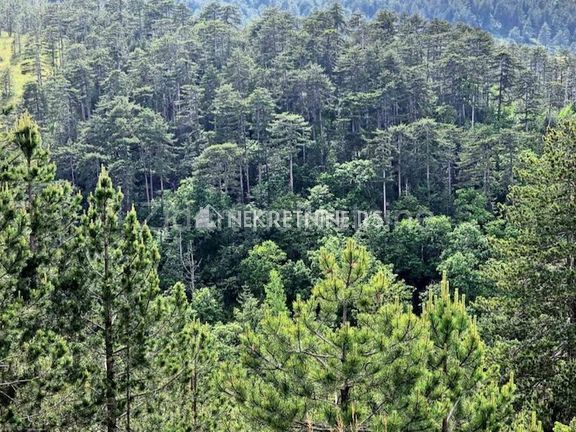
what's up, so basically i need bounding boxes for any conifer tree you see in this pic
[0,132,31,422]
[267,112,312,193]
[486,120,576,426]
[75,167,163,431]
[554,419,576,432]
[365,128,394,218]
[229,240,517,432]
[0,114,80,428]
[145,284,242,431]
[193,142,242,197]
[424,274,515,431]
[228,239,434,431]
[247,87,275,185]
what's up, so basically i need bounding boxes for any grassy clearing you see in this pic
[0,31,44,112]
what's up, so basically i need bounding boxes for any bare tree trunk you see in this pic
[239,164,244,203]
[397,137,402,198]
[144,172,150,207]
[245,164,251,200]
[447,161,452,197]
[149,168,154,199]
[426,131,431,201]
[289,154,294,193]
[471,93,475,128]
[382,168,387,220]
[180,235,200,299]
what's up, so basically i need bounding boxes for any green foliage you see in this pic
[267,112,312,193]
[484,120,576,427]
[509,411,544,432]
[239,240,287,297]
[263,269,288,314]
[319,159,376,209]
[554,419,576,432]
[193,142,242,196]
[74,168,164,429]
[228,239,432,431]
[424,274,515,430]
[147,284,243,431]
[438,221,492,298]
[0,1,575,429]
[454,188,493,225]
[0,114,81,428]
[77,96,175,203]
[384,215,452,292]
[229,240,514,431]
[190,286,226,323]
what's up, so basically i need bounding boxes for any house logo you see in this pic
[194,205,223,230]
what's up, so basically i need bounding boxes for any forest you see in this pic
[187,0,576,48]
[0,0,575,431]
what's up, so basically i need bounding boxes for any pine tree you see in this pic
[145,284,240,431]
[554,418,576,431]
[228,239,434,431]
[510,411,544,431]
[0,114,80,428]
[0,132,30,423]
[239,241,287,299]
[78,96,175,206]
[386,125,414,198]
[493,49,515,123]
[74,167,163,431]
[486,120,576,427]
[228,239,516,431]
[213,83,246,144]
[365,128,394,218]
[263,269,288,314]
[193,142,242,198]
[267,112,312,194]
[247,87,275,186]
[424,274,515,431]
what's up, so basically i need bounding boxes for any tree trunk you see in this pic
[104,240,117,432]
[289,154,294,193]
[397,137,402,198]
[426,133,431,201]
[245,164,251,200]
[125,333,131,432]
[144,172,150,207]
[447,161,452,197]
[471,93,475,128]
[382,168,387,220]
[239,164,244,203]
[149,168,154,199]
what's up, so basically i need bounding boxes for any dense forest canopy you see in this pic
[0,0,575,431]
[186,0,576,48]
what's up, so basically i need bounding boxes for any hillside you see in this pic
[0,31,52,114]
[0,0,575,430]
[0,33,32,112]
[187,0,576,48]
